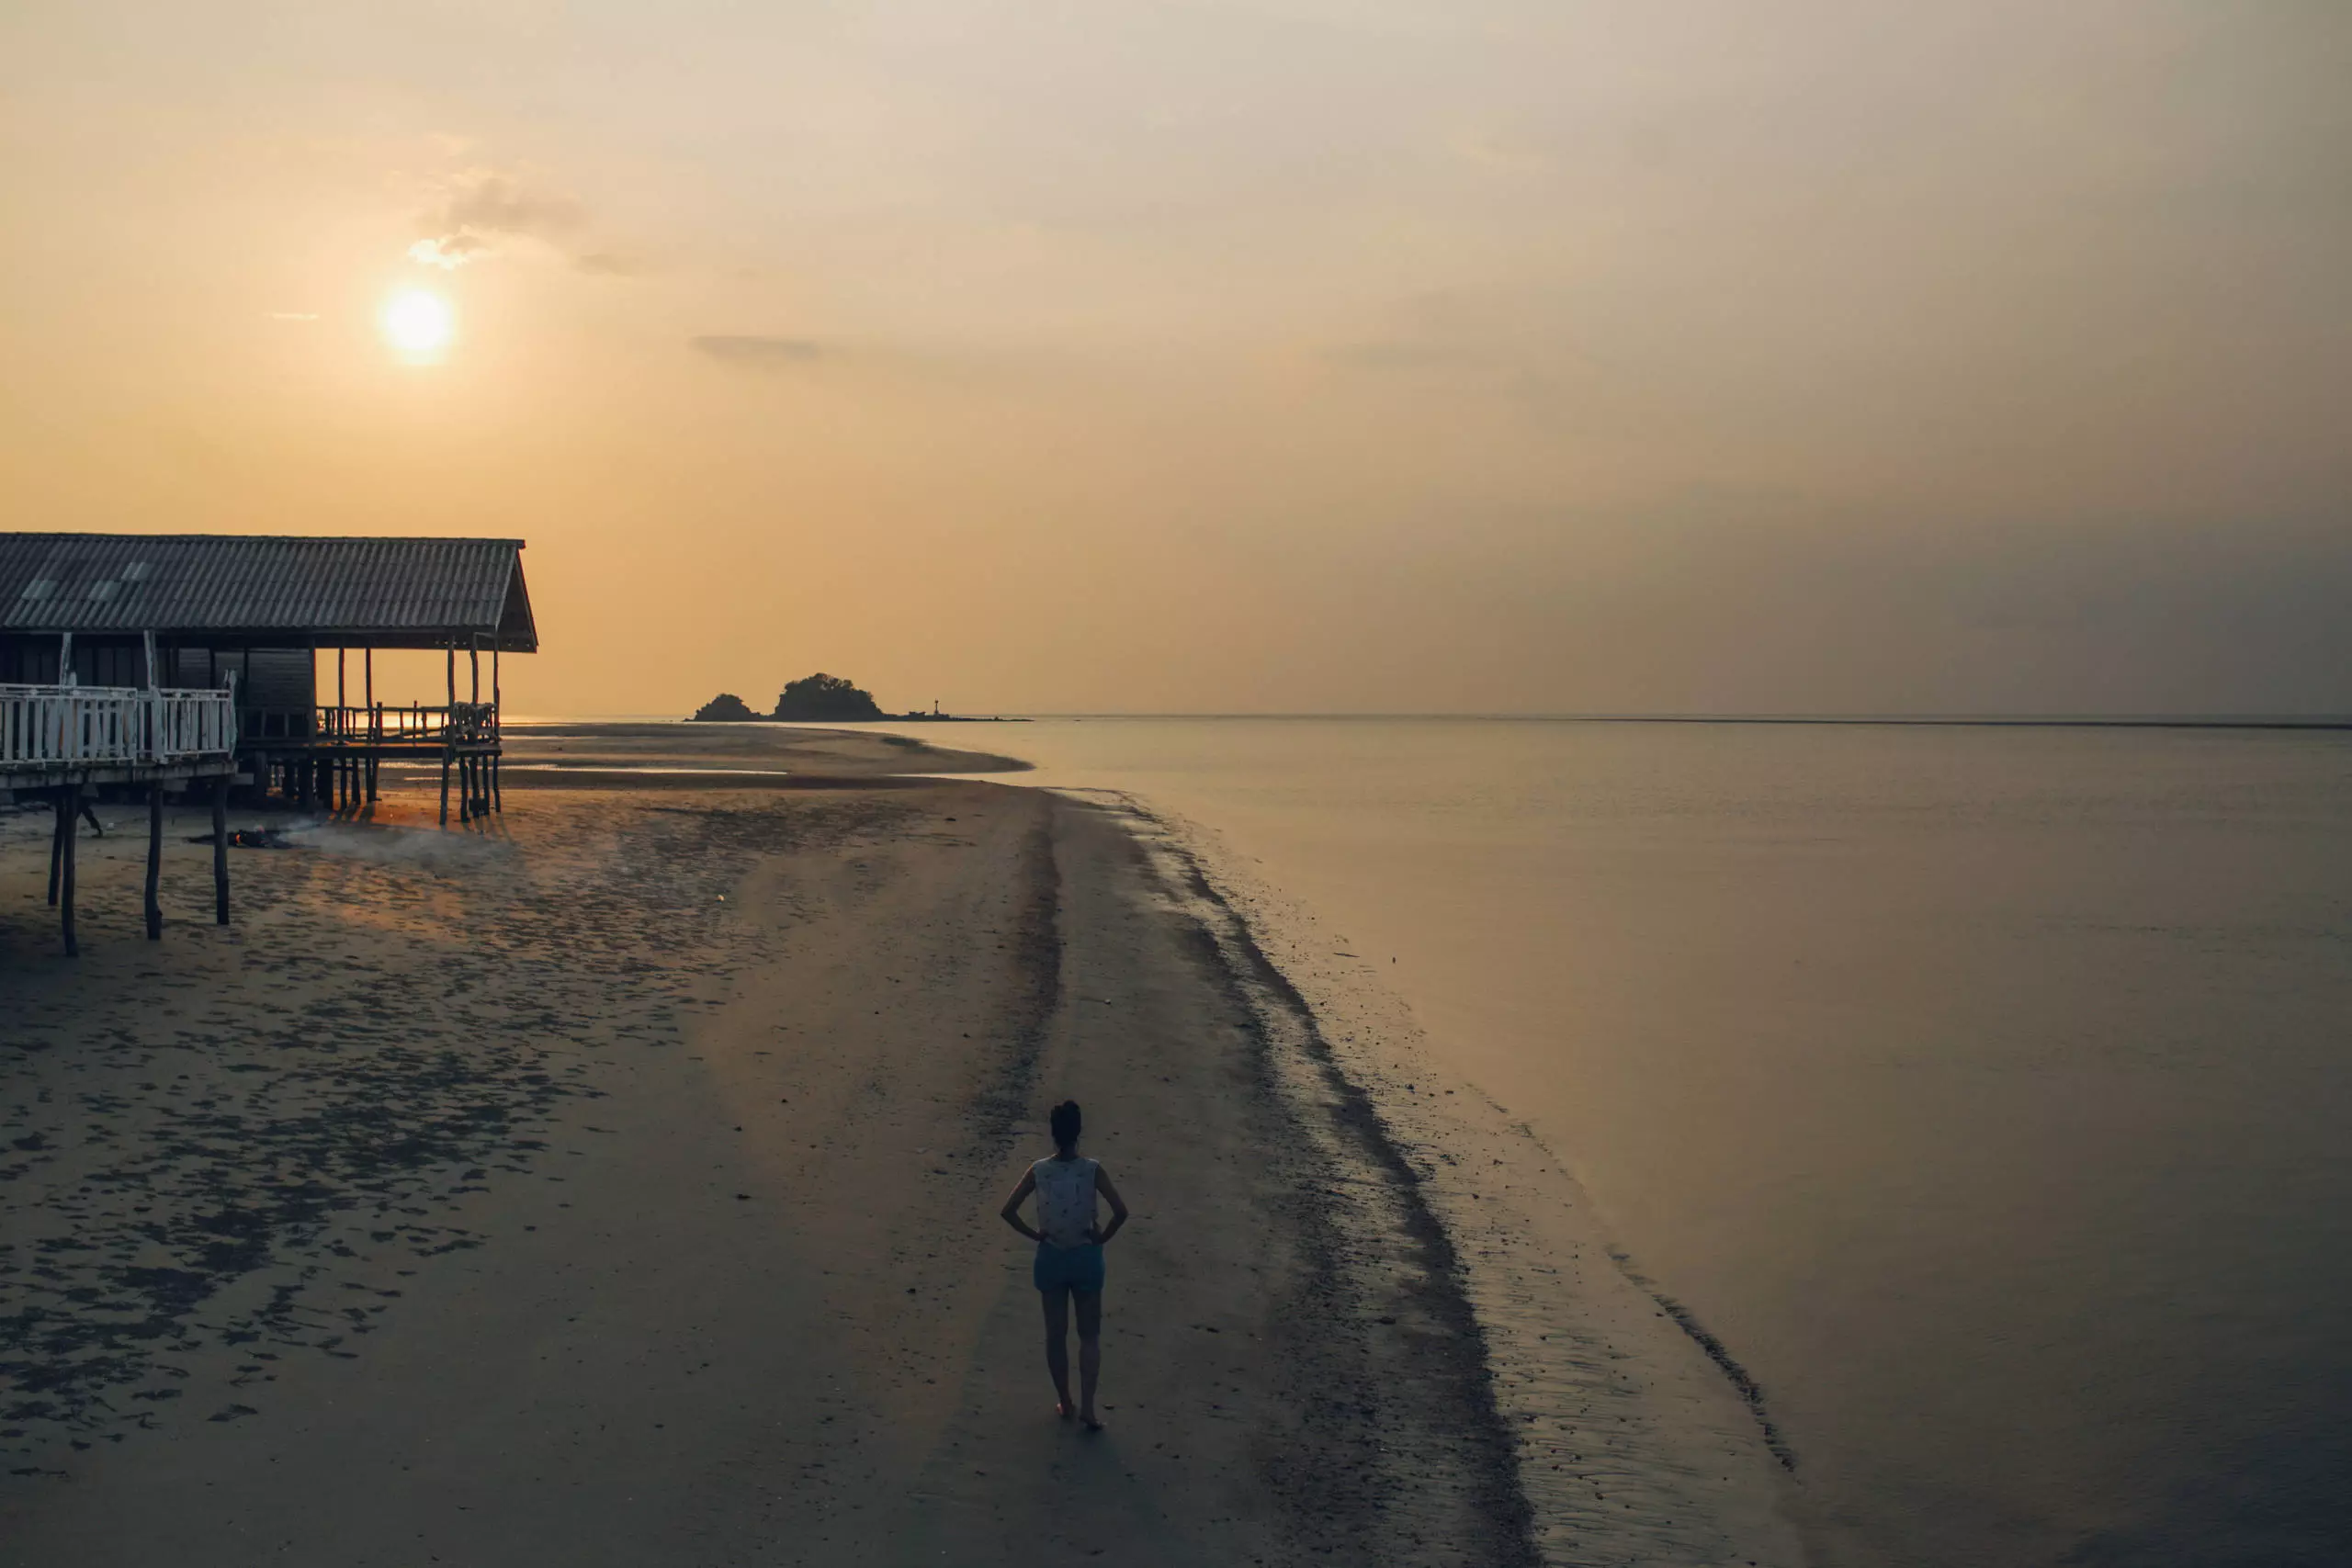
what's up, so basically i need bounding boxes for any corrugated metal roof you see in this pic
[0,535,537,650]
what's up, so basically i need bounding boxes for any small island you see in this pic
[690,693,762,722]
[691,671,1023,724]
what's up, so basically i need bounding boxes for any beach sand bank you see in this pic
[2,727,1798,1565]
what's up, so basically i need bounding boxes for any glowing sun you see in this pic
[381,288,454,358]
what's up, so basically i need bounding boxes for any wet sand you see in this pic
[1,726,1798,1564]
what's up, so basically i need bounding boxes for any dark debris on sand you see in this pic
[0,794,912,1458]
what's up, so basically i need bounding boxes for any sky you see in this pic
[2,1,2346,716]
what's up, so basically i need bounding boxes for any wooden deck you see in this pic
[241,701,503,822]
[3,682,238,956]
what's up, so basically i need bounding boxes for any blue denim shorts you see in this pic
[1033,1241,1105,1294]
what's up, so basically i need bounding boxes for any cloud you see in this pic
[266,311,320,321]
[573,251,647,277]
[1320,290,1498,373]
[691,334,829,368]
[1320,339,1482,371]
[408,168,588,270]
[407,234,490,270]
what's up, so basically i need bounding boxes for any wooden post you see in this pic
[60,783,80,956]
[212,775,231,924]
[442,639,457,825]
[491,644,503,812]
[144,784,164,940]
[48,788,66,906]
[365,646,379,803]
[469,637,481,705]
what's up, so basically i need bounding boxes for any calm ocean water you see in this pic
[987,717,2352,1567]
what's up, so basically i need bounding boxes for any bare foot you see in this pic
[1080,1411,1102,1432]
[1056,1398,1076,1421]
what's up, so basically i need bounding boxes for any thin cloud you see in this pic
[691,334,829,369]
[409,167,588,270]
[1321,339,1482,371]
[573,251,647,277]
[266,311,321,321]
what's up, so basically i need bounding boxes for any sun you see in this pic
[381,288,455,358]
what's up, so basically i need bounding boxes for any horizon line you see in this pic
[514,710,2352,731]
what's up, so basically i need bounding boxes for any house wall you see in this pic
[234,649,315,715]
[0,637,61,684]
[0,636,146,685]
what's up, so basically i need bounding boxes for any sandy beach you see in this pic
[2,723,1798,1566]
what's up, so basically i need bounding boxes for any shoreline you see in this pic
[2,728,1798,1565]
[1087,792,1810,1565]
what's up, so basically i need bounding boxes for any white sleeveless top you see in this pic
[1032,1156,1099,1248]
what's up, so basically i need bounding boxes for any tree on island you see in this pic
[773,672,884,721]
[690,693,760,722]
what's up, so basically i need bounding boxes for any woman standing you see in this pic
[1000,1100,1129,1429]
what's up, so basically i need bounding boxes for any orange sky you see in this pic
[4,2,2347,716]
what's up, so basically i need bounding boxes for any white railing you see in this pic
[1,684,239,771]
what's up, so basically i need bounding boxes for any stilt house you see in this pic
[2,534,536,822]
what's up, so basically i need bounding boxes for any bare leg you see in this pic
[1040,1285,1074,1417]
[1075,1289,1102,1428]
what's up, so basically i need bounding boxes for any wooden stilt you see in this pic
[211,775,231,925]
[439,749,452,826]
[365,647,379,803]
[145,784,164,940]
[48,788,66,906]
[60,783,80,956]
[491,754,502,813]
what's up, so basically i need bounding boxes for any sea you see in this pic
[980,716,2352,1568]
